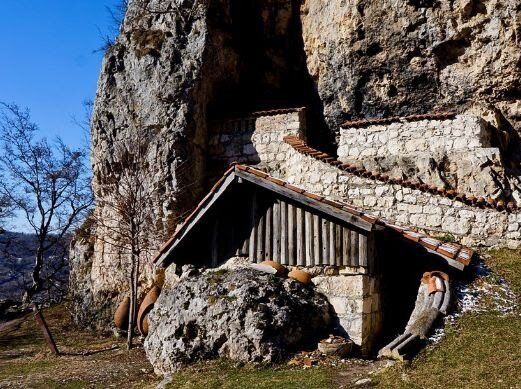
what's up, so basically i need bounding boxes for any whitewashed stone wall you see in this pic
[337,115,511,199]
[314,274,382,356]
[208,110,306,175]
[279,143,521,248]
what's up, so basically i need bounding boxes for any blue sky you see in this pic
[0,0,120,150]
[0,1,120,231]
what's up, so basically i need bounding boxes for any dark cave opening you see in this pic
[205,0,330,150]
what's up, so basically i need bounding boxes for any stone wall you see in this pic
[313,274,382,356]
[208,109,306,178]
[337,115,511,200]
[279,142,521,249]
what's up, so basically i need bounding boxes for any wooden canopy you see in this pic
[153,165,473,271]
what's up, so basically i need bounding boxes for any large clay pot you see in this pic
[261,260,287,276]
[288,269,312,285]
[114,297,130,330]
[137,286,161,336]
[142,316,149,335]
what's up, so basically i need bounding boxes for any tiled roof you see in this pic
[153,163,474,269]
[249,107,306,117]
[214,107,306,123]
[283,135,517,213]
[339,112,457,129]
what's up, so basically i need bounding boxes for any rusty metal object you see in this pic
[32,306,59,356]
[137,286,161,336]
[114,296,130,330]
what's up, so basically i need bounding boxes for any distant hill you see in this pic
[0,231,69,304]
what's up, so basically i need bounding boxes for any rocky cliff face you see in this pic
[301,0,521,129]
[71,0,521,328]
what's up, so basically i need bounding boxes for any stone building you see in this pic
[151,108,500,355]
[154,163,471,354]
[202,108,521,248]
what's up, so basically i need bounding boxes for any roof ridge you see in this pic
[339,111,457,129]
[283,135,517,213]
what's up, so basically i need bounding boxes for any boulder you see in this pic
[144,268,332,375]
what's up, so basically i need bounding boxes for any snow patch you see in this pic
[429,258,518,343]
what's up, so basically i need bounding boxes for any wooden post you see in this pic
[273,199,281,261]
[249,190,257,263]
[335,224,342,266]
[256,202,265,263]
[321,219,329,265]
[280,201,288,264]
[342,227,350,266]
[313,215,321,265]
[32,306,59,356]
[305,210,313,266]
[350,231,359,267]
[296,207,305,266]
[329,222,335,266]
[359,234,368,268]
[265,204,272,260]
[288,203,296,266]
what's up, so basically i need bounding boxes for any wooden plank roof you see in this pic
[152,164,474,270]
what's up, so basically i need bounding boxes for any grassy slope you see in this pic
[0,249,519,388]
[374,249,521,389]
[165,361,332,389]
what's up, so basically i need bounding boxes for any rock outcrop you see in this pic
[71,0,521,328]
[301,0,521,129]
[144,268,332,374]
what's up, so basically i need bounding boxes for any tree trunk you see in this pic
[23,246,45,305]
[127,259,136,350]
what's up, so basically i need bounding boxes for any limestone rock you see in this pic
[144,268,332,375]
[70,0,521,329]
[301,0,521,130]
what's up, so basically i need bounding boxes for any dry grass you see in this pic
[0,304,158,388]
[1,249,519,388]
[165,360,333,389]
[0,304,334,388]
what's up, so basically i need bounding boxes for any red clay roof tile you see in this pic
[340,111,456,129]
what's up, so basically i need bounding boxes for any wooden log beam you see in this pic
[296,207,305,266]
[288,203,296,266]
[305,210,313,266]
[32,306,59,356]
[273,200,281,261]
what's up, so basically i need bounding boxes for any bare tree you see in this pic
[0,102,92,305]
[0,194,12,233]
[94,132,155,349]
